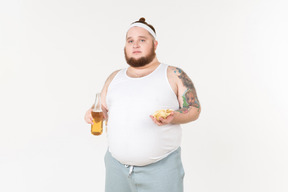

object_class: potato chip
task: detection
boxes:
[152,109,174,120]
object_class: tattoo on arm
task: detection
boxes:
[174,68,200,113]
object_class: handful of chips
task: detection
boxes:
[152,109,174,121]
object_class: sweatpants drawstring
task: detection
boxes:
[125,165,134,177]
[129,166,134,176]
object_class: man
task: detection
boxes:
[84,17,201,192]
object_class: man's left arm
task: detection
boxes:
[171,67,201,124]
[150,67,201,126]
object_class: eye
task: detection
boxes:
[128,40,133,43]
[140,39,145,42]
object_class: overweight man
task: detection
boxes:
[84,17,201,192]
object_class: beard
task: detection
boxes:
[124,45,156,68]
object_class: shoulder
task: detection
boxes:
[101,69,121,106]
[168,65,192,82]
[106,69,121,83]
[167,65,195,91]
[102,69,121,92]
[167,65,185,82]
[167,65,185,75]
[166,65,181,96]
[103,69,121,90]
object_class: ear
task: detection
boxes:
[154,40,158,51]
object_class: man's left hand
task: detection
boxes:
[150,111,175,126]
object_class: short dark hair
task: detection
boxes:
[132,17,156,35]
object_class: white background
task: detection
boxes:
[1,0,288,191]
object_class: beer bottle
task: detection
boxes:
[91,93,104,135]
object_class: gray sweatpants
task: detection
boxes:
[104,147,185,192]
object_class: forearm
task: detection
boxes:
[171,106,201,124]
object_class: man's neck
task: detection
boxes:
[127,58,160,78]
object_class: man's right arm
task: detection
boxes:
[100,70,120,119]
[84,70,120,124]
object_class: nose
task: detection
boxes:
[133,41,140,48]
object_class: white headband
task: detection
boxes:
[128,22,157,40]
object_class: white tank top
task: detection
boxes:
[106,63,182,166]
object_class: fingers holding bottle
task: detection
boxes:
[84,108,94,124]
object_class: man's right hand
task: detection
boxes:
[84,108,93,124]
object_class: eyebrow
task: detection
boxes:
[126,36,148,40]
